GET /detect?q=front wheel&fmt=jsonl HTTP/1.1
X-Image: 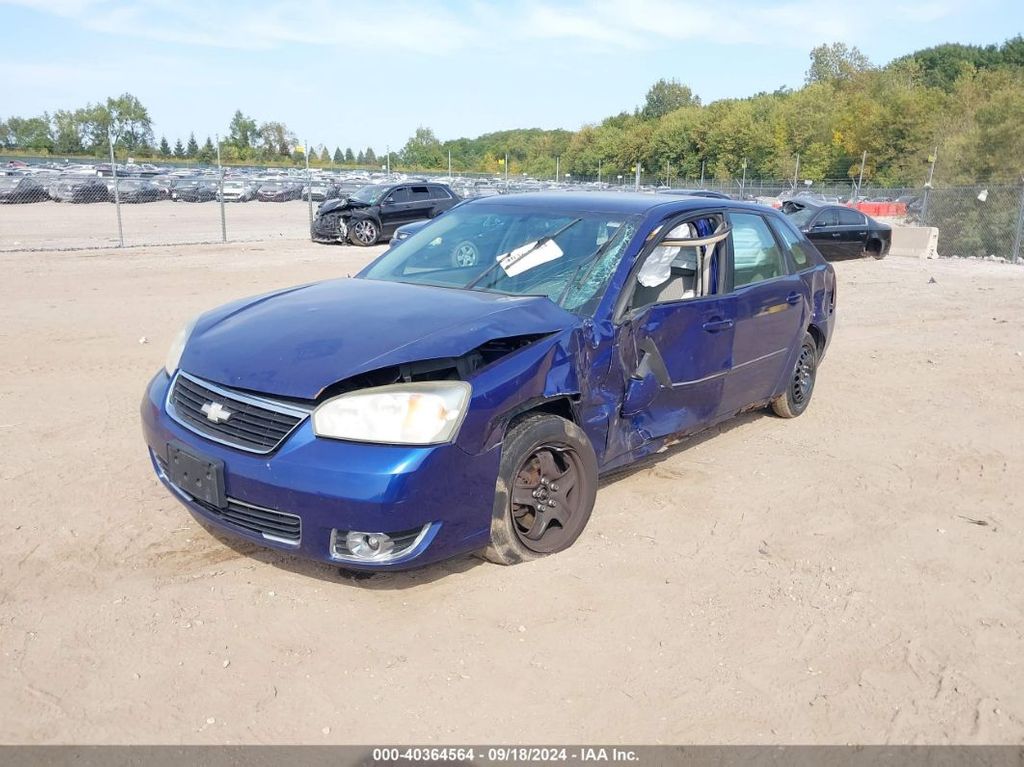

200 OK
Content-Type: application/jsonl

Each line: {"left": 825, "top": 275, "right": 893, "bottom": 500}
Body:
{"left": 483, "top": 414, "right": 598, "bottom": 565}
{"left": 771, "top": 332, "right": 818, "bottom": 418}
{"left": 348, "top": 218, "right": 379, "bottom": 246}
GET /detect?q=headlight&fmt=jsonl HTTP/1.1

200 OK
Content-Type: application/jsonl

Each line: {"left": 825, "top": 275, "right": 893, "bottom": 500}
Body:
{"left": 164, "top": 317, "right": 197, "bottom": 376}
{"left": 312, "top": 382, "right": 472, "bottom": 445}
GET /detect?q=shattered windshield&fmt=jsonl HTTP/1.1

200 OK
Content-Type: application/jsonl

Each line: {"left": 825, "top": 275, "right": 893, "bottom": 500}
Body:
{"left": 349, "top": 184, "right": 386, "bottom": 204}
{"left": 359, "top": 204, "right": 640, "bottom": 315}
{"left": 782, "top": 204, "right": 818, "bottom": 227}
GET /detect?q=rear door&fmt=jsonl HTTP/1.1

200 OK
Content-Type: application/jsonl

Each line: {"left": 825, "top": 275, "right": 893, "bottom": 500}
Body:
{"left": 718, "top": 211, "right": 806, "bottom": 417}
{"left": 835, "top": 207, "right": 869, "bottom": 257}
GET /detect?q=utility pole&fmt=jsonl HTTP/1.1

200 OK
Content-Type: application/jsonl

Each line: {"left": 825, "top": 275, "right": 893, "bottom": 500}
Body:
{"left": 504, "top": 152, "right": 509, "bottom": 185}
{"left": 741, "top": 158, "right": 748, "bottom": 197}
{"left": 793, "top": 154, "right": 800, "bottom": 190}
{"left": 386, "top": 145, "right": 390, "bottom": 175}
{"left": 448, "top": 149, "right": 452, "bottom": 178}
{"left": 555, "top": 156, "right": 560, "bottom": 182}
{"left": 855, "top": 150, "right": 867, "bottom": 202}
{"left": 1011, "top": 177, "right": 1024, "bottom": 264}
{"left": 634, "top": 163, "right": 641, "bottom": 192}
{"left": 699, "top": 160, "right": 705, "bottom": 188}
{"left": 598, "top": 159, "right": 602, "bottom": 185}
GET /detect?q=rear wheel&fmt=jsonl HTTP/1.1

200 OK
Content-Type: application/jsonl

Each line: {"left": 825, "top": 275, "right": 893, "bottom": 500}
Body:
{"left": 771, "top": 332, "right": 818, "bottom": 418}
{"left": 865, "top": 238, "right": 886, "bottom": 259}
{"left": 348, "top": 218, "right": 379, "bottom": 246}
{"left": 483, "top": 414, "right": 598, "bottom": 565}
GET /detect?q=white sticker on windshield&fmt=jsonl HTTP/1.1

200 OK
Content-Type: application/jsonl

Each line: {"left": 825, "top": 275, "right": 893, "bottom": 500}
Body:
{"left": 498, "top": 239, "right": 564, "bottom": 277}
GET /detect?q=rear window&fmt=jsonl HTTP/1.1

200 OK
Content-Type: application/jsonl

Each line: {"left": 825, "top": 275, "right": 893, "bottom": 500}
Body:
{"left": 731, "top": 213, "right": 787, "bottom": 287}
{"left": 771, "top": 218, "right": 813, "bottom": 268}
{"left": 837, "top": 208, "right": 866, "bottom": 226}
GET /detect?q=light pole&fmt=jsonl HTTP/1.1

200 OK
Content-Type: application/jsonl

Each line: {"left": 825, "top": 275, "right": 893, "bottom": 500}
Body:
{"left": 856, "top": 150, "right": 867, "bottom": 202}
{"left": 216, "top": 133, "right": 226, "bottom": 242}
{"left": 617, "top": 174, "right": 623, "bottom": 188}
{"left": 598, "top": 159, "right": 602, "bottom": 185}
{"left": 741, "top": 158, "right": 748, "bottom": 197}
{"left": 555, "top": 156, "right": 560, "bottom": 182}
{"left": 386, "top": 145, "right": 390, "bottom": 175}
{"left": 793, "top": 153, "right": 800, "bottom": 190}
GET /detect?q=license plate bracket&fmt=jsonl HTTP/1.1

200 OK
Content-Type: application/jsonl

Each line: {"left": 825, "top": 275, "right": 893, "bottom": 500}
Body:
{"left": 165, "top": 441, "right": 226, "bottom": 509}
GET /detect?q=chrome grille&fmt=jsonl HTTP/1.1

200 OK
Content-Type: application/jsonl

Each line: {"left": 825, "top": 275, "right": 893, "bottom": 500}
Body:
{"left": 192, "top": 496, "right": 301, "bottom": 544}
{"left": 167, "top": 372, "right": 310, "bottom": 454}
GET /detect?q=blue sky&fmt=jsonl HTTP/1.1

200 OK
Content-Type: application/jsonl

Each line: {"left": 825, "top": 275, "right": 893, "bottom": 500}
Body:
{"left": 1, "top": 0, "right": 1021, "bottom": 154}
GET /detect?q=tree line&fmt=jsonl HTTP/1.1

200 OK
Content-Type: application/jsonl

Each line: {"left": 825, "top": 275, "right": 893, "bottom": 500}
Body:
{"left": 2, "top": 37, "right": 1022, "bottom": 185}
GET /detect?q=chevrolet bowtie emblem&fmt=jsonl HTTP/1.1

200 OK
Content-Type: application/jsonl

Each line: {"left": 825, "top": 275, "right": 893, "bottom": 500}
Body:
{"left": 201, "top": 401, "right": 233, "bottom": 424}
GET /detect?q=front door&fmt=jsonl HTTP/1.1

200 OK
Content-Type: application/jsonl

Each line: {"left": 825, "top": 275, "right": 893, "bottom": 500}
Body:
{"left": 805, "top": 208, "right": 840, "bottom": 258}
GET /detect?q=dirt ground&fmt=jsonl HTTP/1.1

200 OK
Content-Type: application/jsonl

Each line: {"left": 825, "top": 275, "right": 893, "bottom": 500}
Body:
{"left": 0, "top": 238, "right": 1022, "bottom": 745}
{"left": 0, "top": 199, "right": 313, "bottom": 250}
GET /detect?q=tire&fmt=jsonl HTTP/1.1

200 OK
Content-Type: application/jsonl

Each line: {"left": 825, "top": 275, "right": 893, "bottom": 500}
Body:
{"left": 451, "top": 240, "right": 480, "bottom": 267}
{"left": 771, "top": 332, "right": 818, "bottom": 418}
{"left": 865, "top": 239, "right": 887, "bottom": 259}
{"left": 348, "top": 217, "right": 379, "bottom": 246}
{"left": 483, "top": 413, "right": 598, "bottom": 565}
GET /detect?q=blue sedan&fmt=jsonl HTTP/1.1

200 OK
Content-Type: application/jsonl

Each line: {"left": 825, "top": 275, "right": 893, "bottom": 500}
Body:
{"left": 141, "top": 193, "right": 836, "bottom": 570}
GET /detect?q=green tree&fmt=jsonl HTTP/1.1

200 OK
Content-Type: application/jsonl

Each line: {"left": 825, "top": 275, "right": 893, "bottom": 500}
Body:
{"left": 345, "top": 147, "right": 355, "bottom": 163}
{"left": 158, "top": 136, "right": 171, "bottom": 157}
{"left": 356, "top": 150, "right": 365, "bottom": 164}
{"left": 197, "top": 136, "right": 216, "bottom": 164}
{"left": 51, "top": 109, "right": 84, "bottom": 154}
{"left": 105, "top": 93, "right": 153, "bottom": 150}
{"left": 185, "top": 133, "right": 199, "bottom": 158}
{"left": 333, "top": 146, "right": 343, "bottom": 164}
{"left": 3, "top": 115, "right": 53, "bottom": 151}
{"left": 806, "top": 43, "right": 873, "bottom": 83}
{"left": 320, "top": 146, "right": 330, "bottom": 163}
{"left": 173, "top": 138, "right": 185, "bottom": 158}
{"left": 640, "top": 79, "right": 700, "bottom": 119}
{"left": 365, "top": 147, "right": 377, "bottom": 164}
{"left": 227, "top": 110, "right": 258, "bottom": 153}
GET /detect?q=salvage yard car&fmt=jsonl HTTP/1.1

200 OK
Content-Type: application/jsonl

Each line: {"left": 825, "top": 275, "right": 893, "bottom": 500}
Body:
{"left": 311, "top": 182, "right": 460, "bottom": 246}
{"left": 142, "top": 193, "right": 836, "bottom": 571}
{"left": 782, "top": 200, "right": 891, "bottom": 259}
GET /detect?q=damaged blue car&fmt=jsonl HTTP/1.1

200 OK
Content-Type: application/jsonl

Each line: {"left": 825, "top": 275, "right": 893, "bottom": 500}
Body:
{"left": 141, "top": 192, "right": 836, "bottom": 570}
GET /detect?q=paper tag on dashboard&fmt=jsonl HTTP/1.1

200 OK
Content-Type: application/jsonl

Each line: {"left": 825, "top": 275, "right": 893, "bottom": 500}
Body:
{"left": 498, "top": 239, "right": 564, "bottom": 277}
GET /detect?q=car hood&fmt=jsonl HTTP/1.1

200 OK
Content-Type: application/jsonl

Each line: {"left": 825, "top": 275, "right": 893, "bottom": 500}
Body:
{"left": 318, "top": 197, "right": 369, "bottom": 216}
{"left": 179, "top": 278, "right": 578, "bottom": 400}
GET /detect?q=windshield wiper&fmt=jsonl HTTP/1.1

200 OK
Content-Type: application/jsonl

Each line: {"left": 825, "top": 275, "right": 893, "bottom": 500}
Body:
{"left": 556, "top": 228, "right": 624, "bottom": 306}
{"left": 464, "top": 218, "right": 583, "bottom": 291}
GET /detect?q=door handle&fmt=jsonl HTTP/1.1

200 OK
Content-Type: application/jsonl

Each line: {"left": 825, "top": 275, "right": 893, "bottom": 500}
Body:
{"left": 831, "top": 232, "right": 841, "bottom": 237}
{"left": 702, "top": 318, "right": 734, "bottom": 332}
{"left": 786, "top": 292, "right": 801, "bottom": 305}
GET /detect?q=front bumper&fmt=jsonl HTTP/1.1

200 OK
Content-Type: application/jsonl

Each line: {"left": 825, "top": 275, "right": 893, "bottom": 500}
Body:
{"left": 140, "top": 371, "right": 496, "bottom": 570}
{"left": 311, "top": 214, "right": 346, "bottom": 242}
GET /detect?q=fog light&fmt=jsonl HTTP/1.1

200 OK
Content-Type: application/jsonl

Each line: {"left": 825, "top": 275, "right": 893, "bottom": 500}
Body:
{"left": 330, "top": 524, "right": 433, "bottom": 564}
{"left": 345, "top": 531, "right": 395, "bottom": 560}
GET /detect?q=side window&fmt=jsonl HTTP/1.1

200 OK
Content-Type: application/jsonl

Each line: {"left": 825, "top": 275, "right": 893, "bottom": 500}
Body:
{"left": 631, "top": 216, "right": 726, "bottom": 310}
{"left": 429, "top": 186, "right": 452, "bottom": 200}
{"left": 772, "top": 218, "right": 812, "bottom": 268}
{"left": 812, "top": 209, "right": 838, "bottom": 228}
{"left": 731, "top": 213, "right": 786, "bottom": 288}
{"left": 837, "top": 208, "right": 866, "bottom": 226}
{"left": 386, "top": 187, "right": 410, "bottom": 204}
{"left": 409, "top": 186, "right": 431, "bottom": 201}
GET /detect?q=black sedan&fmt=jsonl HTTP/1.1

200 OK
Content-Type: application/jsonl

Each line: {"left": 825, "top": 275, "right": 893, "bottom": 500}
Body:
{"left": 257, "top": 180, "right": 304, "bottom": 202}
{"left": 311, "top": 182, "right": 460, "bottom": 246}
{"left": 111, "top": 178, "right": 164, "bottom": 204}
{"left": 51, "top": 176, "right": 110, "bottom": 203}
{"left": 0, "top": 174, "right": 49, "bottom": 203}
{"left": 171, "top": 179, "right": 220, "bottom": 203}
{"left": 782, "top": 201, "right": 891, "bottom": 259}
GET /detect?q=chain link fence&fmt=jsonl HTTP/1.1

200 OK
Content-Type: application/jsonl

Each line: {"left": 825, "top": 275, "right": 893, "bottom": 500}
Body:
{"left": 1, "top": 159, "right": 1022, "bottom": 262}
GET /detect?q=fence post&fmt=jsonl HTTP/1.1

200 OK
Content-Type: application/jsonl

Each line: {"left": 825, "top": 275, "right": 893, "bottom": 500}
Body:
{"left": 305, "top": 139, "right": 314, "bottom": 238}
{"left": 216, "top": 134, "right": 226, "bottom": 243}
{"left": 1012, "top": 178, "right": 1024, "bottom": 264}
{"left": 108, "top": 132, "right": 124, "bottom": 248}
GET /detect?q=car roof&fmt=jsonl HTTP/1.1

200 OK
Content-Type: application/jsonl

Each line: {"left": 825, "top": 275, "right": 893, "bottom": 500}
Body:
{"left": 462, "top": 191, "right": 763, "bottom": 216}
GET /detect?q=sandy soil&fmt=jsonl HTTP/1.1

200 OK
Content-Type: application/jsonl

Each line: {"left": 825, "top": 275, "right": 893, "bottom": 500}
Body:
{"left": 0, "top": 240, "right": 1022, "bottom": 745}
